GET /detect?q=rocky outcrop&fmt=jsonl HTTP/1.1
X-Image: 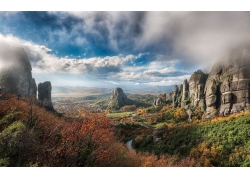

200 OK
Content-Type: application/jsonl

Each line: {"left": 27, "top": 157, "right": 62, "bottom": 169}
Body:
{"left": 154, "top": 93, "right": 166, "bottom": 106}
{"left": 172, "top": 85, "right": 183, "bottom": 108}
{"left": 108, "top": 87, "right": 133, "bottom": 109}
{"left": 204, "top": 46, "right": 250, "bottom": 117}
{"left": 0, "top": 45, "right": 37, "bottom": 97}
{"left": 166, "top": 92, "right": 173, "bottom": 104}
{"left": 189, "top": 70, "right": 208, "bottom": 107}
{"left": 153, "top": 125, "right": 168, "bottom": 142}
{"left": 0, "top": 42, "right": 56, "bottom": 113}
{"left": 38, "top": 81, "right": 54, "bottom": 111}
{"left": 181, "top": 79, "right": 189, "bottom": 107}
{"left": 30, "top": 78, "right": 37, "bottom": 98}
{"left": 166, "top": 45, "right": 250, "bottom": 119}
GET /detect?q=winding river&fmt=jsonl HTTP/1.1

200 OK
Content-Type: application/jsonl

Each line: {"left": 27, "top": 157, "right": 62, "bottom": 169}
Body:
{"left": 125, "top": 139, "right": 134, "bottom": 151}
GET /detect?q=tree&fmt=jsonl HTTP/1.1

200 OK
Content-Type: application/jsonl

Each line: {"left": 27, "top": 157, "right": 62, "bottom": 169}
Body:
{"left": 173, "top": 108, "right": 188, "bottom": 123}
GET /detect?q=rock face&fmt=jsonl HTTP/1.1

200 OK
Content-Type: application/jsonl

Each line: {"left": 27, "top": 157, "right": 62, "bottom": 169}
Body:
{"left": 108, "top": 87, "right": 133, "bottom": 109}
{"left": 0, "top": 42, "right": 55, "bottom": 112}
{"left": 30, "top": 78, "right": 37, "bottom": 98}
{"left": 172, "top": 85, "right": 183, "bottom": 108}
{"left": 0, "top": 45, "right": 37, "bottom": 97}
{"left": 165, "top": 45, "right": 250, "bottom": 119}
{"left": 38, "top": 81, "right": 54, "bottom": 111}
{"left": 189, "top": 70, "right": 208, "bottom": 109}
{"left": 205, "top": 46, "right": 250, "bottom": 117}
{"left": 181, "top": 79, "right": 189, "bottom": 107}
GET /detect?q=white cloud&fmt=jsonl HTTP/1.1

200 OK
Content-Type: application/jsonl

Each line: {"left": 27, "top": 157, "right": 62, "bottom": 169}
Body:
{"left": 144, "top": 75, "right": 191, "bottom": 86}
{"left": 0, "top": 32, "right": 194, "bottom": 89}
{"left": 0, "top": 33, "right": 146, "bottom": 77}
{"left": 104, "top": 81, "right": 120, "bottom": 85}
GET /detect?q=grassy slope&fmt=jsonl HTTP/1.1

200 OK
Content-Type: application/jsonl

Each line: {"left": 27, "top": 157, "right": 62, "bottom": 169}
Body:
{"left": 107, "top": 112, "right": 133, "bottom": 117}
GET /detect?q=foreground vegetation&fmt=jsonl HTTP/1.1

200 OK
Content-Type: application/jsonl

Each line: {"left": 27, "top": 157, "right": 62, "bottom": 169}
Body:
{"left": 0, "top": 95, "right": 197, "bottom": 167}
{"left": 133, "top": 111, "right": 250, "bottom": 167}
{"left": 107, "top": 111, "right": 133, "bottom": 117}
{"left": 1, "top": 94, "right": 250, "bottom": 167}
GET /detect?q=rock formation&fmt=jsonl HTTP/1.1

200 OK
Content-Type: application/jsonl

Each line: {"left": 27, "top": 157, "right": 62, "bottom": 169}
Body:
{"left": 108, "top": 87, "right": 133, "bottom": 109}
{"left": 189, "top": 70, "right": 208, "bottom": 111}
{"left": 0, "top": 45, "right": 37, "bottom": 97}
{"left": 181, "top": 79, "right": 189, "bottom": 107}
{"left": 166, "top": 92, "right": 173, "bottom": 104}
{"left": 0, "top": 42, "right": 57, "bottom": 112}
{"left": 172, "top": 85, "right": 183, "bottom": 108}
{"left": 38, "top": 81, "right": 54, "bottom": 111}
{"left": 165, "top": 45, "right": 250, "bottom": 119}
{"left": 204, "top": 46, "right": 250, "bottom": 117}
{"left": 154, "top": 93, "right": 166, "bottom": 106}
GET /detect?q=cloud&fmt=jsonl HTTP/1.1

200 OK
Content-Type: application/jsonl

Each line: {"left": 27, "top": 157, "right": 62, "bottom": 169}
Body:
{"left": 117, "top": 68, "right": 189, "bottom": 82}
{"left": 0, "top": 32, "right": 188, "bottom": 87}
{"left": 66, "top": 12, "right": 250, "bottom": 71}
{"left": 138, "top": 12, "right": 250, "bottom": 72}
{"left": 144, "top": 75, "right": 191, "bottom": 86}
{"left": 24, "top": 43, "right": 144, "bottom": 76}
{"left": 104, "top": 81, "right": 120, "bottom": 85}
{"left": 0, "top": 33, "right": 146, "bottom": 78}
{"left": 3, "top": 12, "right": 250, "bottom": 88}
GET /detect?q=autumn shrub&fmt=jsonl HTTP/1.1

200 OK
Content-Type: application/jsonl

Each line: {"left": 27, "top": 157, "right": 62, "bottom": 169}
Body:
{"left": 160, "top": 105, "right": 172, "bottom": 113}
{"left": 164, "top": 109, "right": 174, "bottom": 121}
{"left": 0, "top": 95, "right": 154, "bottom": 167}
{"left": 173, "top": 108, "right": 188, "bottom": 123}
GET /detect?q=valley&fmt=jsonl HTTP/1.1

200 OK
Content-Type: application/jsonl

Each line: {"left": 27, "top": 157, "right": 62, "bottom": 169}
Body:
{"left": 1, "top": 11, "right": 250, "bottom": 168}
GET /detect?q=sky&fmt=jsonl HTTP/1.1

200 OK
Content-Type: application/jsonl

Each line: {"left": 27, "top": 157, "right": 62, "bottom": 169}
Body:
{"left": 1, "top": 11, "right": 250, "bottom": 90}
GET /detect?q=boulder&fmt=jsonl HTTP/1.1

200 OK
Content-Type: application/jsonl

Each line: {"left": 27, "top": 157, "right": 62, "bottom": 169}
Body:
{"left": 186, "top": 109, "right": 193, "bottom": 122}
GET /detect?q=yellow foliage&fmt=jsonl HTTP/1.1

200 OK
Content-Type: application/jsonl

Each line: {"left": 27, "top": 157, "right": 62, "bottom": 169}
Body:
{"left": 105, "top": 109, "right": 111, "bottom": 114}
{"left": 135, "top": 135, "right": 143, "bottom": 142}
{"left": 173, "top": 108, "right": 188, "bottom": 121}
{"left": 160, "top": 105, "right": 172, "bottom": 113}
{"left": 190, "top": 148, "right": 199, "bottom": 158}
{"left": 204, "top": 158, "right": 213, "bottom": 167}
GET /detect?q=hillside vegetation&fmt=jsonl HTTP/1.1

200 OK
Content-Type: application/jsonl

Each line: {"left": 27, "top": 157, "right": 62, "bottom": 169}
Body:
{"left": 0, "top": 95, "right": 199, "bottom": 167}
{"left": 1, "top": 94, "right": 250, "bottom": 167}
{"left": 133, "top": 111, "right": 250, "bottom": 167}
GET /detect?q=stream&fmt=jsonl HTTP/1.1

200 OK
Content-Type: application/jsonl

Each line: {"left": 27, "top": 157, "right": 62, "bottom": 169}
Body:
{"left": 125, "top": 139, "right": 134, "bottom": 151}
